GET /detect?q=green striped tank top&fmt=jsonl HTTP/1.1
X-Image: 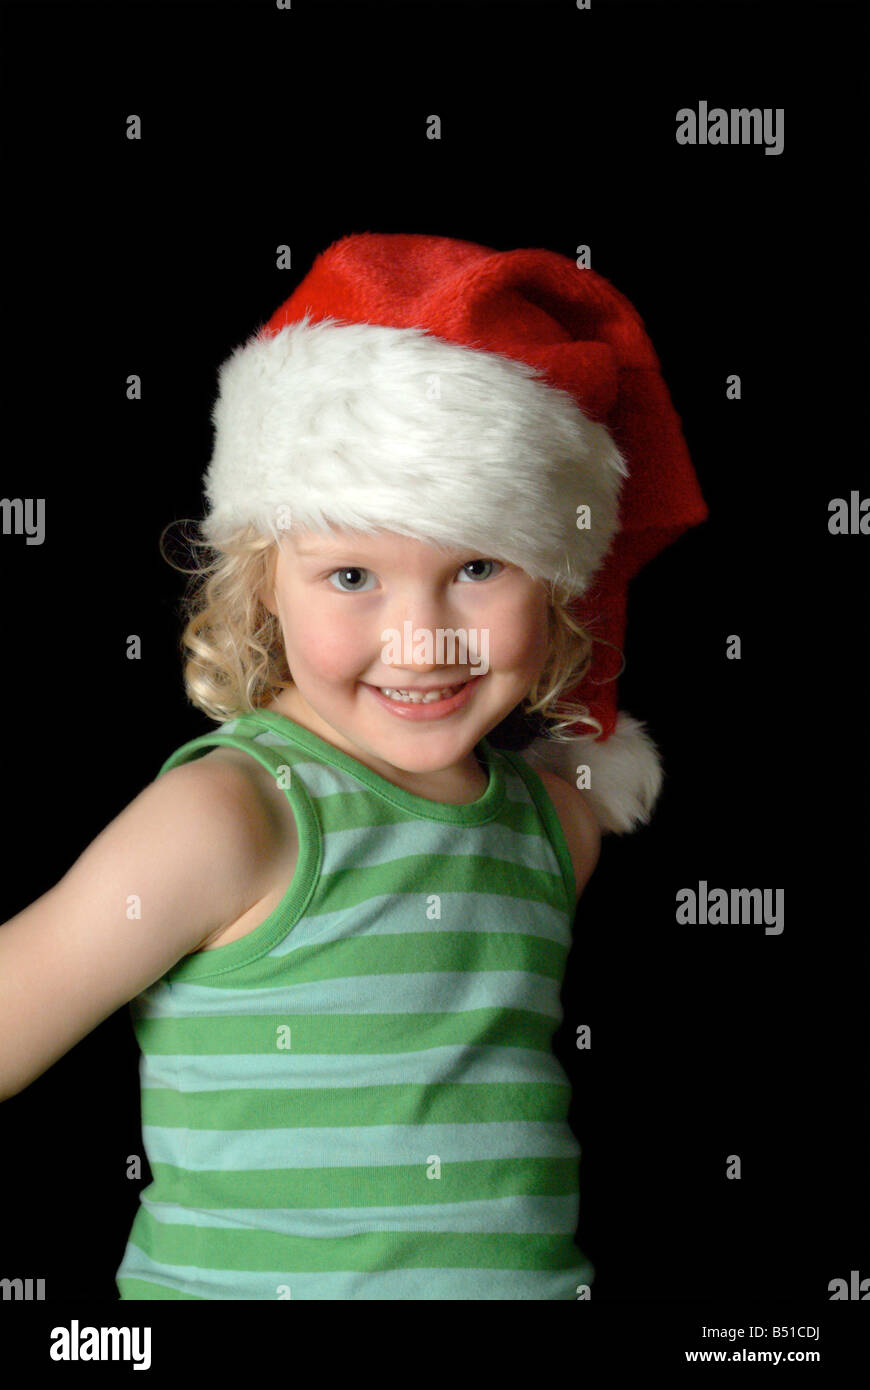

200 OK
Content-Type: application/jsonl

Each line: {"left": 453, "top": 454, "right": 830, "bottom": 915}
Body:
{"left": 115, "top": 708, "right": 595, "bottom": 1300}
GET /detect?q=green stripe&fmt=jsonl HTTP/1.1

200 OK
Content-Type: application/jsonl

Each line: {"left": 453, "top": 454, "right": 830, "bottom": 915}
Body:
{"left": 315, "top": 854, "right": 564, "bottom": 911}
{"left": 140, "top": 1080, "right": 572, "bottom": 1129}
{"left": 117, "top": 1277, "right": 205, "bottom": 1300}
{"left": 134, "top": 1000, "right": 555, "bottom": 1050}
{"left": 128, "top": 1205, "right": 584, "bottom": 1273}
{"left": 134, "top": 1005, "right": 559, "bottom": 1056}
{"left": 140, "top": 1155, "right": 580, "bottom": 1212}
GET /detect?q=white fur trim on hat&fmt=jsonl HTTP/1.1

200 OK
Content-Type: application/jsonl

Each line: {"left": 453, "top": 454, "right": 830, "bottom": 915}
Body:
{"left": 202, "top": 313, "right": 627, "bottom": 597}
{"left": 522, "top": 711, "right": 664, "bottom": 835}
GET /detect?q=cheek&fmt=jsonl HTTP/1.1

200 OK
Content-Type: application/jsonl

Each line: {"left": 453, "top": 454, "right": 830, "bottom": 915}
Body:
{"left": 486, "top": 592, "right": 550, "bottom": 671}
{"left": 284, "top": 599, "right": 370, "bottom": 682}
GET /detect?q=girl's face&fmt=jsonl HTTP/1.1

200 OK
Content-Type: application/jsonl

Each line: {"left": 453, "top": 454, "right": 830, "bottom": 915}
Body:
{"left": 259, "top": 528, "right": 551, "bottom": 794}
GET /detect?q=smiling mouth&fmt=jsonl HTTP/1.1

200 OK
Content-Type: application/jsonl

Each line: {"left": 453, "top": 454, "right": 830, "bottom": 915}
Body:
{"left": 375, "top": 681, "right": 469, "bottom": 704}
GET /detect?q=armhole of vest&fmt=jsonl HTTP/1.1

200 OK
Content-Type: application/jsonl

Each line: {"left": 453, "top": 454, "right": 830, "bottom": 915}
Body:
{"left": 154, "top": 732, "right": 323, "bottom": 976}
{"left": 498, "top": 748, "right": 577, "bottom": 915}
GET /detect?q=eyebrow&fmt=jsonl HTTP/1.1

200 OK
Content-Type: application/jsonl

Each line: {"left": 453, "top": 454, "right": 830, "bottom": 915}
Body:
{"left": 292, "top": 543, "right": 471, "bottom": 563}
{"left": 293, "top": 545, "right": 374, "bottom": 560}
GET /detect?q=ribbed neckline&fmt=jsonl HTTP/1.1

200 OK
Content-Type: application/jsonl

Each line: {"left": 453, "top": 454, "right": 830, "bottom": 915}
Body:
{"left": 234, "top": 707, "right": 508, "bottom": 825}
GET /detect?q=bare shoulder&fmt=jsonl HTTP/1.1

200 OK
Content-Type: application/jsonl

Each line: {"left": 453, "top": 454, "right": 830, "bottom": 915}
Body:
{"left": 178, "top": 747, "right": 299, "bottom": 951}
{"left": 533, "top": 765, "right": 602, "bottom": 903}
{"left": 192, "top": 746, "right": 298, "bottom": 854}
{"left": 154, "top": 747, "right": 297, "bottom": 913}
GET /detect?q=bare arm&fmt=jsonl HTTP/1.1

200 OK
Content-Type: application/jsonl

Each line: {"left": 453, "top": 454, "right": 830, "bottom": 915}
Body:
{"left": 536, "top": 767, "right": 603, "bottom": 903}
{"left": 0, "top": 755, "right": 283, "bottom": 1100}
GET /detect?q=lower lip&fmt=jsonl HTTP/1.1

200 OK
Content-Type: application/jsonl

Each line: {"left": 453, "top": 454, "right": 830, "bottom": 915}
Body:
{"left": 364, "top": 676, "right": 483, "bottom": 721}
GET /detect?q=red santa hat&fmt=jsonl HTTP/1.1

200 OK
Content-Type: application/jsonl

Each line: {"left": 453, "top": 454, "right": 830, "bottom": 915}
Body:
{"left": 202, "top": 232, "right": 709, "bottom": 833}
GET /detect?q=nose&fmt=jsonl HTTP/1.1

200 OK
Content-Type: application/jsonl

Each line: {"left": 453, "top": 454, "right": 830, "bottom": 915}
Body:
{"left": 378, "top": 589, "right": 472, "bottom": 683}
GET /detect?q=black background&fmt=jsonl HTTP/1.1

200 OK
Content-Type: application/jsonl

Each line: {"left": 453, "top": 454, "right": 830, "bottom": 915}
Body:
{"left": 0, "top": 0, "right": 867, "bottom": 1339}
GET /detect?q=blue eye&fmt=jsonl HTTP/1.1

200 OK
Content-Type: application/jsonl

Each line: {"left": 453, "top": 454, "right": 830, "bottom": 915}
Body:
{"left": 459, "top": 559, "right": 502, "bottom": 581}
{"left": 327, "top": 567, "right": 375, "bottom": 593}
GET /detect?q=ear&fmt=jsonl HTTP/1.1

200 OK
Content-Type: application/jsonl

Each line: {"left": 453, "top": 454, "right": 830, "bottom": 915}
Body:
{"left": 257, "top": 544, "right": 281, "bottom": 617}
{"left": 259, "top": 586, "right": 278, "bottom": 617}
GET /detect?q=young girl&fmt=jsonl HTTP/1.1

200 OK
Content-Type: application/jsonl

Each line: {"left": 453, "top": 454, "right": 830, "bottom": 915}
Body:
{"left": 0, "top": 233, "right": 707, "bottom": 1300}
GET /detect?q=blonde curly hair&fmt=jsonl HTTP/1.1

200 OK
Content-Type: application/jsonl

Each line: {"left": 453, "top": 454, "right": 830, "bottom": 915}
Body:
{"left": 160, "top": 520, "right": 623, "bottom": 746}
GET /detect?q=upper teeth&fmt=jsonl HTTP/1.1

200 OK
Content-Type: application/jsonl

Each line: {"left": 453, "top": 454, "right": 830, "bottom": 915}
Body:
{"left": 380, "top": 684, "right": 463, "bottom": 703}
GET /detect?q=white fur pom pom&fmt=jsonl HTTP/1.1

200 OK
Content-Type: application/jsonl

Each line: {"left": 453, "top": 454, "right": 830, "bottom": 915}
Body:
{"left": 522, "top": 711, "right": 664, "bottom": 835}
